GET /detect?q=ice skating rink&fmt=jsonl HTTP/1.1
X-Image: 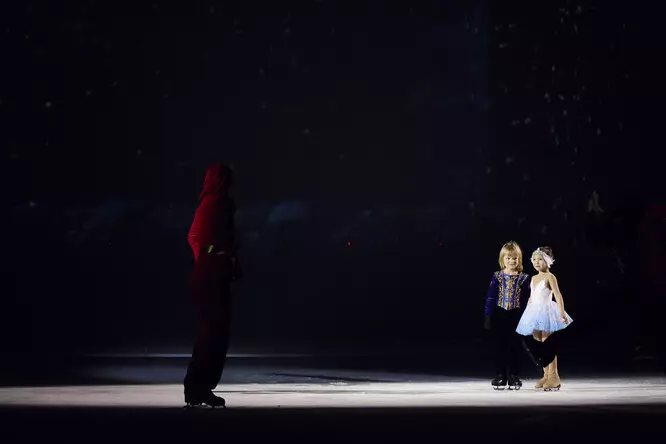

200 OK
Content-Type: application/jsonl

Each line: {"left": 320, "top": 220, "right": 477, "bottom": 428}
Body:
{"left": 2, "top": 377, "right": 666, "bottom": 409}
{"left": 2, "top": 357, "right": 666, "bottom": 442}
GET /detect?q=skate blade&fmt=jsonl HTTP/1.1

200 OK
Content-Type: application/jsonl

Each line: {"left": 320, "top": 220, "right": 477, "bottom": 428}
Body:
{"left": 543, "top": 386, "right": 561, "bottom": 392}
{"left": 508, "top": 386, "right": 522, "bottom": 391}
{"left": 492, "top": 386, "right": 506, "bottom": 391}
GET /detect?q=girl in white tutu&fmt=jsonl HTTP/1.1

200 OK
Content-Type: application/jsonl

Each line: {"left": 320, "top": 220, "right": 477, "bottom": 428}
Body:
{"left": 516, "top": 246, "right": 573, "bottom": 390}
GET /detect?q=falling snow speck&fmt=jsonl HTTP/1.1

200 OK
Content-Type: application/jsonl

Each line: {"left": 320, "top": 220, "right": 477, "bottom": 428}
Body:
{"left": 45, "top": 101, "right": 52, "bottom": 108}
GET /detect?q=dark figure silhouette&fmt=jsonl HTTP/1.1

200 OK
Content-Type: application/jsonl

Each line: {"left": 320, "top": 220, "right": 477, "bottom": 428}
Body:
{"left": 585, "top": 192, "right": 666, "bottom": 374}
{"left": 183, "top": 164, "right": 241, "bottom": 407}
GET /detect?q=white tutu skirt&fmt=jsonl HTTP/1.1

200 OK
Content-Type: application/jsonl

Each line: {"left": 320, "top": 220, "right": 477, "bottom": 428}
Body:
{"left": 516, "top": 300, "right": 573, "bottom": 335}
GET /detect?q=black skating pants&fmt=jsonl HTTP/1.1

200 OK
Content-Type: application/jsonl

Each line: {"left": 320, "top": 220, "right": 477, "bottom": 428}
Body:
{"left": 184, "top": 254, "right": 233, "bottom": 396}
{"left": 492, "top": 308, "right": 523, "bottom": 376}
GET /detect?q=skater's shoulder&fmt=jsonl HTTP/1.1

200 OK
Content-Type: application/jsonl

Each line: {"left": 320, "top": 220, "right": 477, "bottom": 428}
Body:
{"left": 546, "top": 273, "right": 561, "bottom": 288}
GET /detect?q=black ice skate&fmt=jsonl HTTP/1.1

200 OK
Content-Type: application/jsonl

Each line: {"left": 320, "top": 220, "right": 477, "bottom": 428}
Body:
{"left": 508, "top": 374, "right": 522, "bottom": 390}
{"left": 184, "top": 391, "right": 226, "bottom": 409}
{"left": 491, "top": 374, "right": 507, "bottom": 390}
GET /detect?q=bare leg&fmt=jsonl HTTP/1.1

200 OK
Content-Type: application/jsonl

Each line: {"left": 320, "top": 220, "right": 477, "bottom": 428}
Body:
{"left": 540, "top": 332, "right": 562, "bottom": 390}
{"left": 542, "top": 330, "right": 561, "bottom": 390}
{"left": 544, "top": 355, "right": 561, "bottom": 389}
{"left": 533, "top": 330, "right": 549, "bottom": 389}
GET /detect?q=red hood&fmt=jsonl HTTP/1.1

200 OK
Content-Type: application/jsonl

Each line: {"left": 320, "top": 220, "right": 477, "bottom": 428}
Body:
{"left": 189, "top": 164, "right": 236, "bottom": 261}
{"left": 199, "top": 164, "right": 232, "bottom": 202}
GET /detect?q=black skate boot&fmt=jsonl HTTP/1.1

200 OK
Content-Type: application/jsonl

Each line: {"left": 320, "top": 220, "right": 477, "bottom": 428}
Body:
{"left": 184, "top": 390, "right": 226, "bottom": 409}
{"left": 508, "top": 374, "right": 522, "bottom": 390}
{"left": 491, "top": 374, "right": 507, "bottom": 390}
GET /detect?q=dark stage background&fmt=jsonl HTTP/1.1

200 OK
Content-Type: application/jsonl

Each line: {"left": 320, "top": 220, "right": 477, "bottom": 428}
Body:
{"left": 4, "top": 1, "right": 664, "bottom": 371}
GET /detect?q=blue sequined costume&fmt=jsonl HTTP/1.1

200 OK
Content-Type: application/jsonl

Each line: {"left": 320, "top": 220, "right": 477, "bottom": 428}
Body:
{"left": 485, "top": 271, "right": 531, "bottom": 316}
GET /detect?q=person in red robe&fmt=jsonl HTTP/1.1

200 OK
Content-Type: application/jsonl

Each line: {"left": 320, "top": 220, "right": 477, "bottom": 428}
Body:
{"left": 183, "top": 164, "right": 240, "bottom": 407}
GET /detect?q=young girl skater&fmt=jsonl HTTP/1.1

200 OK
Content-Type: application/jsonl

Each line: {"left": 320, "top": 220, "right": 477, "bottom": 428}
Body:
{"left": 484, "top": 241, "right": 532, "bottom": 390}
{"left": 516, "top": 247, "right": 573, "bottom": 390}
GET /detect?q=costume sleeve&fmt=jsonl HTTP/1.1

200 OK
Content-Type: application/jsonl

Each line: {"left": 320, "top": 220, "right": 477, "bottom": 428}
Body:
{"left": 188, "top": 207, "right": 202, "bottom": 261}
{"left": 484, "top": 273, "right": 499, "bottom": 316}
{"left": 520, "top": 274, "right": 531, "bottom": 309}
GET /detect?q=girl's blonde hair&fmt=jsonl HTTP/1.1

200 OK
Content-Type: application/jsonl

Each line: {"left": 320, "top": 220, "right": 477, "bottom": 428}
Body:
{"left": 498, "top": 241, "right": 524, "bottom": 272}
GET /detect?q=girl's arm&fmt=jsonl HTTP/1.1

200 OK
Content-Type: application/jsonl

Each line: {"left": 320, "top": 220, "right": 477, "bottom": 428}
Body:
{"left": 548, "top": 274, "right": 568, "bottom": 323}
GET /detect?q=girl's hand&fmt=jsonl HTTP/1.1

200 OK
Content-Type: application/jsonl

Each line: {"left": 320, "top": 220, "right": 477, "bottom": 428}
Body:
{"left": 561, "top": 313, "right": 569, "bottom": 324}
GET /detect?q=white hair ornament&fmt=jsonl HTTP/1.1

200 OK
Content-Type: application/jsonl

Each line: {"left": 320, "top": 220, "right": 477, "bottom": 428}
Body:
{"left": 534, "top": 248, "right": 555, "bottom": 267}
